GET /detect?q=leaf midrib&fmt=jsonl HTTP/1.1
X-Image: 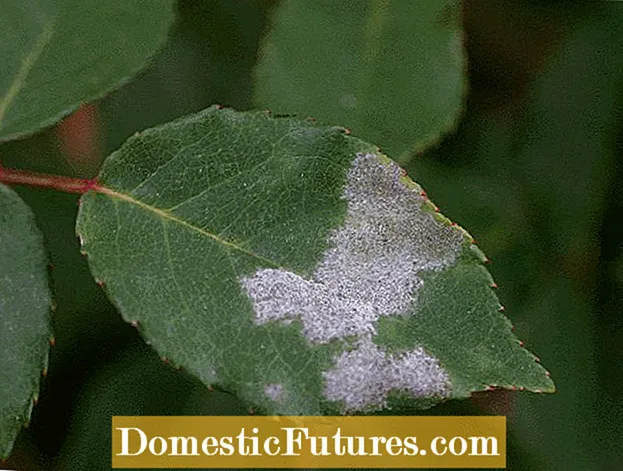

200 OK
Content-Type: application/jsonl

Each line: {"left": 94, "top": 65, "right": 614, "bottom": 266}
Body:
{"left": 0, "top": 21, "right": 55, "bottom": 130}
{"left": 94, "top": 185, "right": 280, "bottom": 268}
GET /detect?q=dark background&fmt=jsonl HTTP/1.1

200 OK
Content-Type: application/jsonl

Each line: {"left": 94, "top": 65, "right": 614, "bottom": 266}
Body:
{"left": 2, "top": 1, "right": 622, "bottom": 470}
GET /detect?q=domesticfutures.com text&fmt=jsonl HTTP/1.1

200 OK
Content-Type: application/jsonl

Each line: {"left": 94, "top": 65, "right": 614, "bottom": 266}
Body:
{"left": 116, "top": 426, "right": 500, "bottom": 458}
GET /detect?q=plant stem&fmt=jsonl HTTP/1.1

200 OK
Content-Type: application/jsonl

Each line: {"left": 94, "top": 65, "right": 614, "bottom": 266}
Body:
{"left": 0, "top": 165, "right": 98, "bottom": 194}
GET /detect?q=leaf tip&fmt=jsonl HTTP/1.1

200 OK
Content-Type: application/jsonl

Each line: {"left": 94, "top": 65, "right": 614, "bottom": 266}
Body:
{"left": 527, "top": 373, "right": 556, "bottom": 394}
{"left": 543, "top": 379, "right": 557, "bottom": 394}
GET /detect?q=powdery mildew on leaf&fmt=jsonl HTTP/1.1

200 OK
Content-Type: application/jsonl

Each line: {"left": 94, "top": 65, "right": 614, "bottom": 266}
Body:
{"left": 241, "top": 152, "right": 465, "bottom": 411}
{"left": 323, "top": 337, "right": 449, "bottom": 411}
{"left": 264, "top": 384, "right": 284, "bottom": 401}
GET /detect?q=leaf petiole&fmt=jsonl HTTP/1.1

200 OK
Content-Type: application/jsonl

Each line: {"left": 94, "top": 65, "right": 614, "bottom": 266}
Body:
{"left": 0, "top": 165, "right": 98, "bottom": 194}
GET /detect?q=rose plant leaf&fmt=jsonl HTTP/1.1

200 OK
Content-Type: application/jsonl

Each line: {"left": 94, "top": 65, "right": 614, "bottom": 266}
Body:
{"left": 0, "top": 0, "right": 174, "bottom": 142}
{"left": 76, "top": 107, "right": 554, "bottom": 415}
{"left": 0, "top": 184, "right": 52, "bottom": 458}
{"left": 255, "top": 0, "right": 466, "bottom": 162}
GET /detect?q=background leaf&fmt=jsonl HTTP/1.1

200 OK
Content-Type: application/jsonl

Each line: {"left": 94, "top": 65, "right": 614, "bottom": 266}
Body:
{"left": 0, "top": 184, "right": 52, "bottom": 458}
{"left": 0, "top": 0, "right": 174, "bottom": 142}
{"left": 76, "top": 107, "right": 551, "bottom": 416}
{"left": 255, "top": 0, "right": 466, "bottom": 162}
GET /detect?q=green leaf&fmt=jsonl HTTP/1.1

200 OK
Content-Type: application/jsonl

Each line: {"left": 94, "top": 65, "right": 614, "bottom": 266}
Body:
{"left": 0, "top": 184, "right": 52, "bottom": 458}
{"left": 76, "top": 107, "right": 553, "bottom": 415}
{"left": 255, "top": 0, "right": 466, "bottom": 161}
{"left": 0, "top": 0, "right": 174, "bottom": 142}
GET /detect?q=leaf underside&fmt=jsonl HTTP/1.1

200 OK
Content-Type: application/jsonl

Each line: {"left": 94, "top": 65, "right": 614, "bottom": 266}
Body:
{"left": 76, "top": 106, "right": 554, "bottom": 416}
{"left": 255, "top": 0, "right": 466, "bottom": 161}
{"left": 0, "top": 185, "right": 52, "bottom": 459}
{"left": 0, "top": 0, "right": 174, "bottom": 141}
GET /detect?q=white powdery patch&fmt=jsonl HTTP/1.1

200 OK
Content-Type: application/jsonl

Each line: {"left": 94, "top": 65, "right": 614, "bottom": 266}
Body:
{"left": 241, "top": 152, "right": 464, "bottom": 410}
{"left": 323, "top": 336, "right": 449, "bottom": 411}
{"left": 264, "top": 384, "right": 284, "bottom": 401}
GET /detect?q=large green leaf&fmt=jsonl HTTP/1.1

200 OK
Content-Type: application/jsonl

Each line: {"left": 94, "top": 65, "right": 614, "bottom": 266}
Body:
{"left": 76, "top": 107, "right": 552, "bottom": 415}
{"left": 0, "top": 0, "right": 174, "bottom": 142}
{"left": 255, "top": 0, "right": 466, "bottom": 162}
{"left": 0, "top": 184, "right": 52, "bottom": 458}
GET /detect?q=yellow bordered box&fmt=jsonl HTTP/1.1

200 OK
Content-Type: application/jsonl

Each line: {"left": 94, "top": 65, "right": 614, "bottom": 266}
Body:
{"left": 112, "top": 416, "right": 505, "bottom": 468}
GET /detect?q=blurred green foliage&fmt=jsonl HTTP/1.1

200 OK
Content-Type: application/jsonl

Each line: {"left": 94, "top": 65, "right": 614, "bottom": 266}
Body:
{"left": 0, "top": 0, "right": 174, "bottom": 141}
{"left": 255, "top": 0, "right": 465, "bottom": 160}
{"left": 1, "top": 1, "right": 622, "bottom": 470}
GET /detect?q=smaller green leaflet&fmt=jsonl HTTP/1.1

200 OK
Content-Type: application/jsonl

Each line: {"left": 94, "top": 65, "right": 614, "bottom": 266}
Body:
{"left": 0, "top": 184, "right": 52, "bottom": 458}
{"left": 77, "top": 107, "right": 553, "bottom": 415}
{"left": 0, "top": 0, "right": 174, "bottom": 141}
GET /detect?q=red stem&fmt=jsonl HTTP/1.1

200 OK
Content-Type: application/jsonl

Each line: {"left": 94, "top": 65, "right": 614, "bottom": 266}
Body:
{"left": 0, "top": 165, "right": 99, "bottom": 194}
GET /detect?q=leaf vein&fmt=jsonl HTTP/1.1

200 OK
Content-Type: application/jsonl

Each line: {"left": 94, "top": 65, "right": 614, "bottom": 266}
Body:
{"left": 0, "top": 21, "right": 55, "bottom": 130}
{"left": 95, "top": 186, "right": 279, "bottom": 268}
